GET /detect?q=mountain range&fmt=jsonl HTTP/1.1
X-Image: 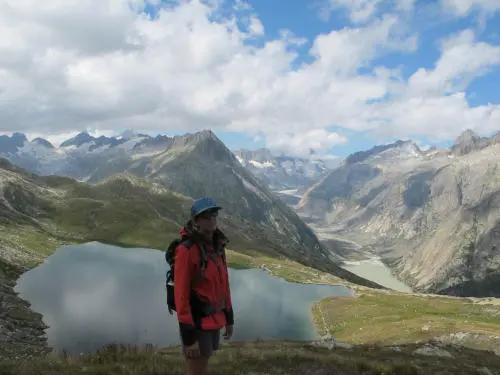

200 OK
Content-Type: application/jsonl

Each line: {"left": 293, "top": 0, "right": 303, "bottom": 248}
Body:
{"left": 298, "top": 129, "right": 500, "bottom": 297}
{"left": 233, "top": 148, "right": 335, "bottom": 192}
{"left": 0, "top": 131, "right": 334, "bottom": 192}
{"left": 2, "top": 128, "right": 499, "bottom": 298}
{"left": 0, "top": 131, "right": 381, "bottom": 289}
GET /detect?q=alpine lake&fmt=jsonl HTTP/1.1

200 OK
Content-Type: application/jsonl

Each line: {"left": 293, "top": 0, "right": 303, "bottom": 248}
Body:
{"left": 14, "top": 242, "right": 353, "bottom": 355}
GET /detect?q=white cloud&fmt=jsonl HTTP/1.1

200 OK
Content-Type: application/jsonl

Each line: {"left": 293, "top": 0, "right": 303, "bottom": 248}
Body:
{"left": 408, "top": 29, "right": 500, "bottom": 95}
{"left": 320, "top": 0, "right": 379, "bottom": 23}
{"left": 264, "top": 129, "right": 348, "bottom": 158}
{"left": 441, "top": 0, "right": 500, "bottom": 16}
{"left": 248, "top": 15, "right": 264, "bottom": 36}
{"left": 373, "top": 28, "right": 500, "bottom": 139}
{"left": 319, "top": 0, "right": 416, "bottom": 23}
{"left": 0, "top": 0, "right": 499, "bottom": 153}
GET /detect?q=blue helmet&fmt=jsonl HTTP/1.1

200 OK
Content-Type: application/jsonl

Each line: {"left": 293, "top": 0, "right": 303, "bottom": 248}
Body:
{"left": 190, "top": 197, "right": 221, "bottom": 217}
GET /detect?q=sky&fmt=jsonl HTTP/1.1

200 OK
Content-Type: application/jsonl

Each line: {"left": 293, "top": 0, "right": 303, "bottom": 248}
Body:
{"left": 0, "top": 0, "right": 499, "bottom": 158}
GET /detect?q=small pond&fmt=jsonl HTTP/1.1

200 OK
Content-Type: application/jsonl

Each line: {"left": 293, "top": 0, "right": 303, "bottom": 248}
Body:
{"left": 15, "top": 242, "right": 353, "bottom": 354}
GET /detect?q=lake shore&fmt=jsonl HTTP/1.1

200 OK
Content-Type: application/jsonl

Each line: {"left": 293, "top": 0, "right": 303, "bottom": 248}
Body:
{"left": 0, "top": 240, "right": 356, "bottom": 360}
{"left": 0, "top": 261, "right": 51, "bottom": 360}
{"left": 2, "top": 238, "right": 500, "bottom": 362}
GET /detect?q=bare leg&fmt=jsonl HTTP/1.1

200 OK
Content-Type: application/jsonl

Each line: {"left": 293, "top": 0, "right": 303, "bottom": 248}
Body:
{"left": 201, "top": 357, "right": 210, "bottom": 375}
{"left": 185, "top": 357, "right": 209, "bottom": 375}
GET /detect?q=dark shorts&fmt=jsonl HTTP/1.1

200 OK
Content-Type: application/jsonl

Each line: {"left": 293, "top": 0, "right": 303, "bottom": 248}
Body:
{"left": 181, "top": 329, "right": 221, "bottom": 358}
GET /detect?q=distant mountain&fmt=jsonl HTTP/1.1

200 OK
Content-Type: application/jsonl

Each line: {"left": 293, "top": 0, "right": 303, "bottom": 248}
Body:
{"left": 0, "top": 130, "right": 383, "bottom": 286}
{"left": 0, "top": 133, "right": 27, "bottom": 154}
{"left": 0, "top": 133, "right": 335, "bottom": 195}
{"left": 298, "top": 129, "right": 500, "bottom": 297}
{"left": 32, "top": 138, "right": 54, "bottom": 149}
{"left": 233, "top": 148, "right": 335, "bottom": 192}
{"left": 0, "top": 131, "right": 151, "bottom": 177}
{"left": 450, "top": 129, "right": 499, "bottom": 156}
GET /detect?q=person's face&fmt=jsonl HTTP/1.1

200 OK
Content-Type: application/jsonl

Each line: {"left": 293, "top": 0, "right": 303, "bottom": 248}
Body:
{"left": 194, "top": 209, "right": 219, "bottom": 232}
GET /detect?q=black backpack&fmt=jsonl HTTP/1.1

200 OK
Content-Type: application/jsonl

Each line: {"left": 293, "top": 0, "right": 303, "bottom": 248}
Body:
{"left": 165, "top": 233, "right": 227, "bottom": 315}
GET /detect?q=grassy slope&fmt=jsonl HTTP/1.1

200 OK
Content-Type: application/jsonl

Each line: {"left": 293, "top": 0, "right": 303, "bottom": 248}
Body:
{"left": 313, "top": 290, "right": 500, "bottom": 354}
{"left": 0, "top": 170, "right": 283, "bottom": 268}
{"left": 0, "top": 161, "right": 381, "bottom": 289}
{"left": 2, "top": 341, "right": 500, "bottom": 375}
{"left": 2, "top": 161, "right": 500, "bottom": 373}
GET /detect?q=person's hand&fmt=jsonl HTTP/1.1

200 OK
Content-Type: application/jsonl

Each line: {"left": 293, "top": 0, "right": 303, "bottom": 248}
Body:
{"left": 223, "top": 324, "right": 234, "bottom": 340}
{"left": 184, "top": 341, "right": 201, "bottom": 358}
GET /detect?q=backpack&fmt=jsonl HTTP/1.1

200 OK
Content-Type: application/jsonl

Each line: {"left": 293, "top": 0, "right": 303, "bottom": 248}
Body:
{"left": 165, "top": 234, "right": 227, "bottom": 315}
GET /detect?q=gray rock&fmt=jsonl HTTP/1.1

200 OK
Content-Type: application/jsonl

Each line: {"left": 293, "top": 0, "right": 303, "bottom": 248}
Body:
{"left": 421, "top": 325, "right": 431, "bottom": 333}
{"left": 413, "top": 345, "right": 454, "bottom": 358}
{"left": 477, "top": 367, "right": 496, "bottom": 375}
{"left": 299, "top": 132, "right": 500, "bottom": 297}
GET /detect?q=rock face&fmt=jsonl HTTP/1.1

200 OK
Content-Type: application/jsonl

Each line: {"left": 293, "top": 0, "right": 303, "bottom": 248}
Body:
{"left": 298, "top": 130, "right": 500, "bottom": 297}
{"left": 451, "top": 129, "right": 498, "bottom": 156}
{"left": 233, "top": 148, "right": 334, "bottom": 191}
{"left": 0, "top": 260, "right": 50, "bottom": 360}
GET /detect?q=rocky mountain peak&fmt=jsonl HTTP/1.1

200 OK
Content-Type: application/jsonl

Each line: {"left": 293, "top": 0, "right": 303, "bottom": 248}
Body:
{"left": 11, "top": 132, "right": 27, "bottom": 141}
{"left": 234, "top": 148, "right": 274, "bottom": 163}
{"left": 60, "top": 132, "right": 94, "bottom": 148}
{"left": 0, "top": 133, "right": 27, "bottom": 154}
{"left": 454, "top": 128, "right": 479, "bottom": 145}
{"left": 451, "top": 129, "right": 492, "bottom": 156}
{"left": 185, "top": 129, "right": 221, "bottom": 146}
{"left": 32, "top": 138, "right": 54, "bottom": 148}
{"left": 345, "top": 139, "right": 421, "bottom": 165}
{"left": 185, "top": 130, "right": 239, "bottom": 164}
{"left": 455, "top": 129, "right": 479, "bottom": 142}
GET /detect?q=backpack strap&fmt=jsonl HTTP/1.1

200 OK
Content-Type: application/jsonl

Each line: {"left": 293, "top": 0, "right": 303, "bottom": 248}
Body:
{"left": 191, "top": 242, "right": 208, "bottom": 285}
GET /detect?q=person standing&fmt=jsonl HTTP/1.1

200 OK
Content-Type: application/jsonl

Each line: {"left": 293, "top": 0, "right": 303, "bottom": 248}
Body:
{"left": 173, "top": 197, "right": 234, "bottom": 375}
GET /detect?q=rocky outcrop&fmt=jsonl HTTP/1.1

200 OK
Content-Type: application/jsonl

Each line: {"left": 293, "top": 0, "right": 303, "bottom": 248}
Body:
{"left": 451, "top": 129, "right": 499, "bottom": 156}
{"left": 0, "top": 260, "right": 50, "bottom": 360}
{"left": 298, "top": 130, "right": 500, "bottom": 297}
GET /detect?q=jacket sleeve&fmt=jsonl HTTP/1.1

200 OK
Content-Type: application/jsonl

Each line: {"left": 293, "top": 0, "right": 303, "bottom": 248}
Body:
{"left": 222, "top": 259, "right": 234, "bottom": 325}
{"left": 174, "top": 243, "right": 198, "bottom": 346}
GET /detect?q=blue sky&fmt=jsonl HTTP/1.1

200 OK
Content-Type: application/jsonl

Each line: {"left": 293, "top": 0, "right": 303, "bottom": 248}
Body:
{"left": 1, "top": 0, "right": 499, "bottom": 158}
{"left": 149, "top": 0, "right": 500, "bottom": 156}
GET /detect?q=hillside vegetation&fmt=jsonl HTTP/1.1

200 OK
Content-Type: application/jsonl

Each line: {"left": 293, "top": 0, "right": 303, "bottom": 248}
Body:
{"left": 313, "top": 290, "right": 500, "bottom": 354}
{"left": 2, "top": 340, "right": 500, "bottom": 375}
{"left": 2, "top": 159, "right": 500, "bottom": 374}
{"left": 0, "top": 158, "right": 380, "bottom": 288}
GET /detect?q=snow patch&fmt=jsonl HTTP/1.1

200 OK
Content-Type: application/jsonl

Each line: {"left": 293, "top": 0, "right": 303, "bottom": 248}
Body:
{"left": 249, "top": 159, "right": 274, "bottom": 168}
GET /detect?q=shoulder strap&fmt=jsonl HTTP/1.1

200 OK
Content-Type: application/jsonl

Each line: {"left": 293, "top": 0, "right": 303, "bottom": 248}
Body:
{"left": 199, "top": 243, "right": 208, "bottom": 273}
{"left": 189, "top": 242, "right": 208, "bottom": 286}
{"left": 219, "top": 246, "right": 227, "bottom": 266}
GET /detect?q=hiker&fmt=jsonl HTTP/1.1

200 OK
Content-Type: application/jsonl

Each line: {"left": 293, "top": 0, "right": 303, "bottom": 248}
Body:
{"left": 166, "top": 197, "right": 234, "bottom": 375}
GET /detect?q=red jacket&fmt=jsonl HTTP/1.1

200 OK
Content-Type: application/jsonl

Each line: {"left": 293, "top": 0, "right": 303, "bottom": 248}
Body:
{"left": 174, "top": 226, "right": 234, "bottom": 346}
